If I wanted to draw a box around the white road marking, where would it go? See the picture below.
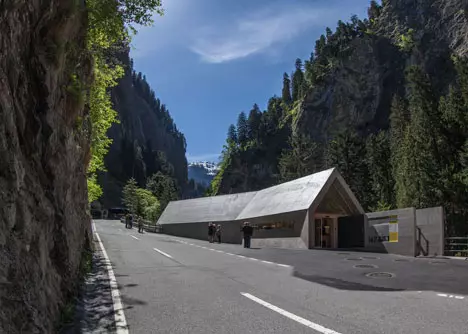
[209,248,216,251]
[118,228,122,232]
[226,253,234,256]
[237,255,246,258]
[277,264,291,268]
[130,235,139,240]
[241,293,342,334]
[95,233,129,334]
[437,293,465,300]
[261,260,274,264]
[216,250,224,253]
[153,247,173,259]
[248,258,259,261]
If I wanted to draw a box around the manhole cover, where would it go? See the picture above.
[394,259,411,262]
[429,261,447,265]
[366,272,395,278]
[354,264,378,269]
[362,256,379,260]
[338,252,350,255]
[345,257,363,261]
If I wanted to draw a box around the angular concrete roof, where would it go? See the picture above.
[236,168,335,220]
[158,191,257,224]
[158,168,364,225]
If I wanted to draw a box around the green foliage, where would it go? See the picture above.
[327,131,373,209]
[87,175,103,203]
[122,178,160,220]
[397,28,415,52]
[236,111,249,146]
[281,73,292,105]
[122,178,139,213]
[279,134,323,182]
[227,124,237,144]
[146,172,178,213]
[86,0,163,202]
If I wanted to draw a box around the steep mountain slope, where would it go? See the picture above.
[295,0,468,141]
[188,161,220,186]
[0,1,92,332]
[98,50,188,208]
[212,0,468,235]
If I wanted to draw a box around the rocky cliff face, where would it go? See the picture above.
[98,51,188,208]
[295,0,468,141]
[0,1,92,333]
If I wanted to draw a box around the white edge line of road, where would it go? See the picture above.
[437,293,465,299]
[153,247,173,259]
[95,232,129,334]
[241,293,342,334]
[131,235,139,240]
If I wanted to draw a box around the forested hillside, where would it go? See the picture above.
[209,0,468,235]
[97,49,206,210]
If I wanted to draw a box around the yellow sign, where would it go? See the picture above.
[388,219,399,243]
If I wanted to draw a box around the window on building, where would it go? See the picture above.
[253,221,295,230]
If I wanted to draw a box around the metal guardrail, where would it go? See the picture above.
[444,237,468,257]
[119,217,163,233]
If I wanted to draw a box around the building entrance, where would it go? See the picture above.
[314,217,334,248]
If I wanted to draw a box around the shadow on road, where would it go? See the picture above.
[293,272,404,292]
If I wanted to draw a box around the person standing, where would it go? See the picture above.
[215,224,222,244]
[125,214,130,229]
[138,216,144,233]
[208,222,215,243]
[241,222,253,248]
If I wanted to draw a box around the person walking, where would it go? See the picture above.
[138,216,144,233]
[241,222,253,248]
[125,214,130,229]
[215,224,222,244]
[208,222,215,243]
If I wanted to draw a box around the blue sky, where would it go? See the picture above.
[131,0,372,163]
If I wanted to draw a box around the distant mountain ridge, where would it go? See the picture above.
[188,161,220,186]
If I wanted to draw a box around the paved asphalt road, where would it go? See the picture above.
[94,220,468,334]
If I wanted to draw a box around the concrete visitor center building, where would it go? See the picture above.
[158,168,444,256]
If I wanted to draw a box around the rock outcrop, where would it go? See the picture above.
[295,0,468,141]
[0,1,92,333]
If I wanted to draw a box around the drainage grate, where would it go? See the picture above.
[345,257,363,261]
[354,264,378,269]
[366,272,395,278]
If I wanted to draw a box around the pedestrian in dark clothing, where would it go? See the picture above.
[128,214,133,229]
[138,216,144,233]
[215,224,222,244]
[208,223,215,243]
[125,214,130,229]
[241,222,253,248]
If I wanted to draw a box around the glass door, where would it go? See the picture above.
[314,217,333,248]
[314,218,322,248]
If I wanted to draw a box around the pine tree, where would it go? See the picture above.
[327,131,372,209]
[227,124,238,144]
[366,131,395,209]
[400,66,441,208]
[279,134,324,182]
[236,111,249,146]
[282,73,292,105]
[247,104,262,142]
[368,1,382,22]
[292,58,305,101]
[122,178,138,213]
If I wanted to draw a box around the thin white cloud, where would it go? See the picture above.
[190,4,333,63]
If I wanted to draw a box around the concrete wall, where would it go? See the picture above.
[366,208,416,256]
[162,221,243,244]
[416,206,445,256]
[249,210,308,249]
